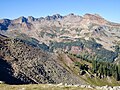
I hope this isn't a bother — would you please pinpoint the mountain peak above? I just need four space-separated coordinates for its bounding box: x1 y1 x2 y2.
45 14 63 20
0 19 11 24
82 13 108 25
94 13 103 18
28 16 35 22
83 13 105 20
15 16 28 23
68 13 75 16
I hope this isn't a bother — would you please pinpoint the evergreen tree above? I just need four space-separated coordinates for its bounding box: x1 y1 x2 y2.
92 60 97 73
99 64 103 78
115 65 119 81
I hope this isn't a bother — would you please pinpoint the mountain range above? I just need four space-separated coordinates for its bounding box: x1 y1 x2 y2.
0 13 120 51
0 13 120 85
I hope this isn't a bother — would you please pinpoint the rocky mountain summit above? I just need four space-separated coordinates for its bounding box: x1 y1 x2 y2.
0 13 120 51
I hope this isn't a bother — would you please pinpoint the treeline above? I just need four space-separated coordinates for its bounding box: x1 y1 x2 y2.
72 53 120 81
92 60 120 81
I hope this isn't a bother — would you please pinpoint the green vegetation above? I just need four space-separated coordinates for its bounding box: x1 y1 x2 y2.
39 31 45 38
115 45 120 53
60 36 70 38
82 75 120 86
92 60 120 81
15 33 49 51
0 84 95 90
46 32 57 38
72 53 120 85
50 38 118 62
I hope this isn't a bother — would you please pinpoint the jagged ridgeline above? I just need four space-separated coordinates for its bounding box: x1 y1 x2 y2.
0 13 120 63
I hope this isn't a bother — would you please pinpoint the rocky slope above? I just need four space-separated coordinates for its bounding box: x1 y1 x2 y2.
0 34 86 84
0 33 120 85
0 13 120 51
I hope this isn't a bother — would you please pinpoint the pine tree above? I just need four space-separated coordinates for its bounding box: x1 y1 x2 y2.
92 60 97 73
114 65 119 81
99 64 103 78
106 63 111 76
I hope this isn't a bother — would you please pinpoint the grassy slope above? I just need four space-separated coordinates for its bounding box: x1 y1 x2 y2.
81 74 120 86
0 84 95 90
58 53 120 86
0 54 120 90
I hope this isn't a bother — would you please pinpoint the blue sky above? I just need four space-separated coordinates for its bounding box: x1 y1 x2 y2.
0 0 120 23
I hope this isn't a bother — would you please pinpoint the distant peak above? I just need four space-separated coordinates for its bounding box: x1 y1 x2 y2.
65 13 81 18
52 14 63 19
68 13 75 16
53 14 62 17
19 16 26 19
83 13 104 19
18 16 27 23
28 16 34 19
82 13 108 25
45 14 63 20
28 16 35 22
94 14 102 18
0 19 11 23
